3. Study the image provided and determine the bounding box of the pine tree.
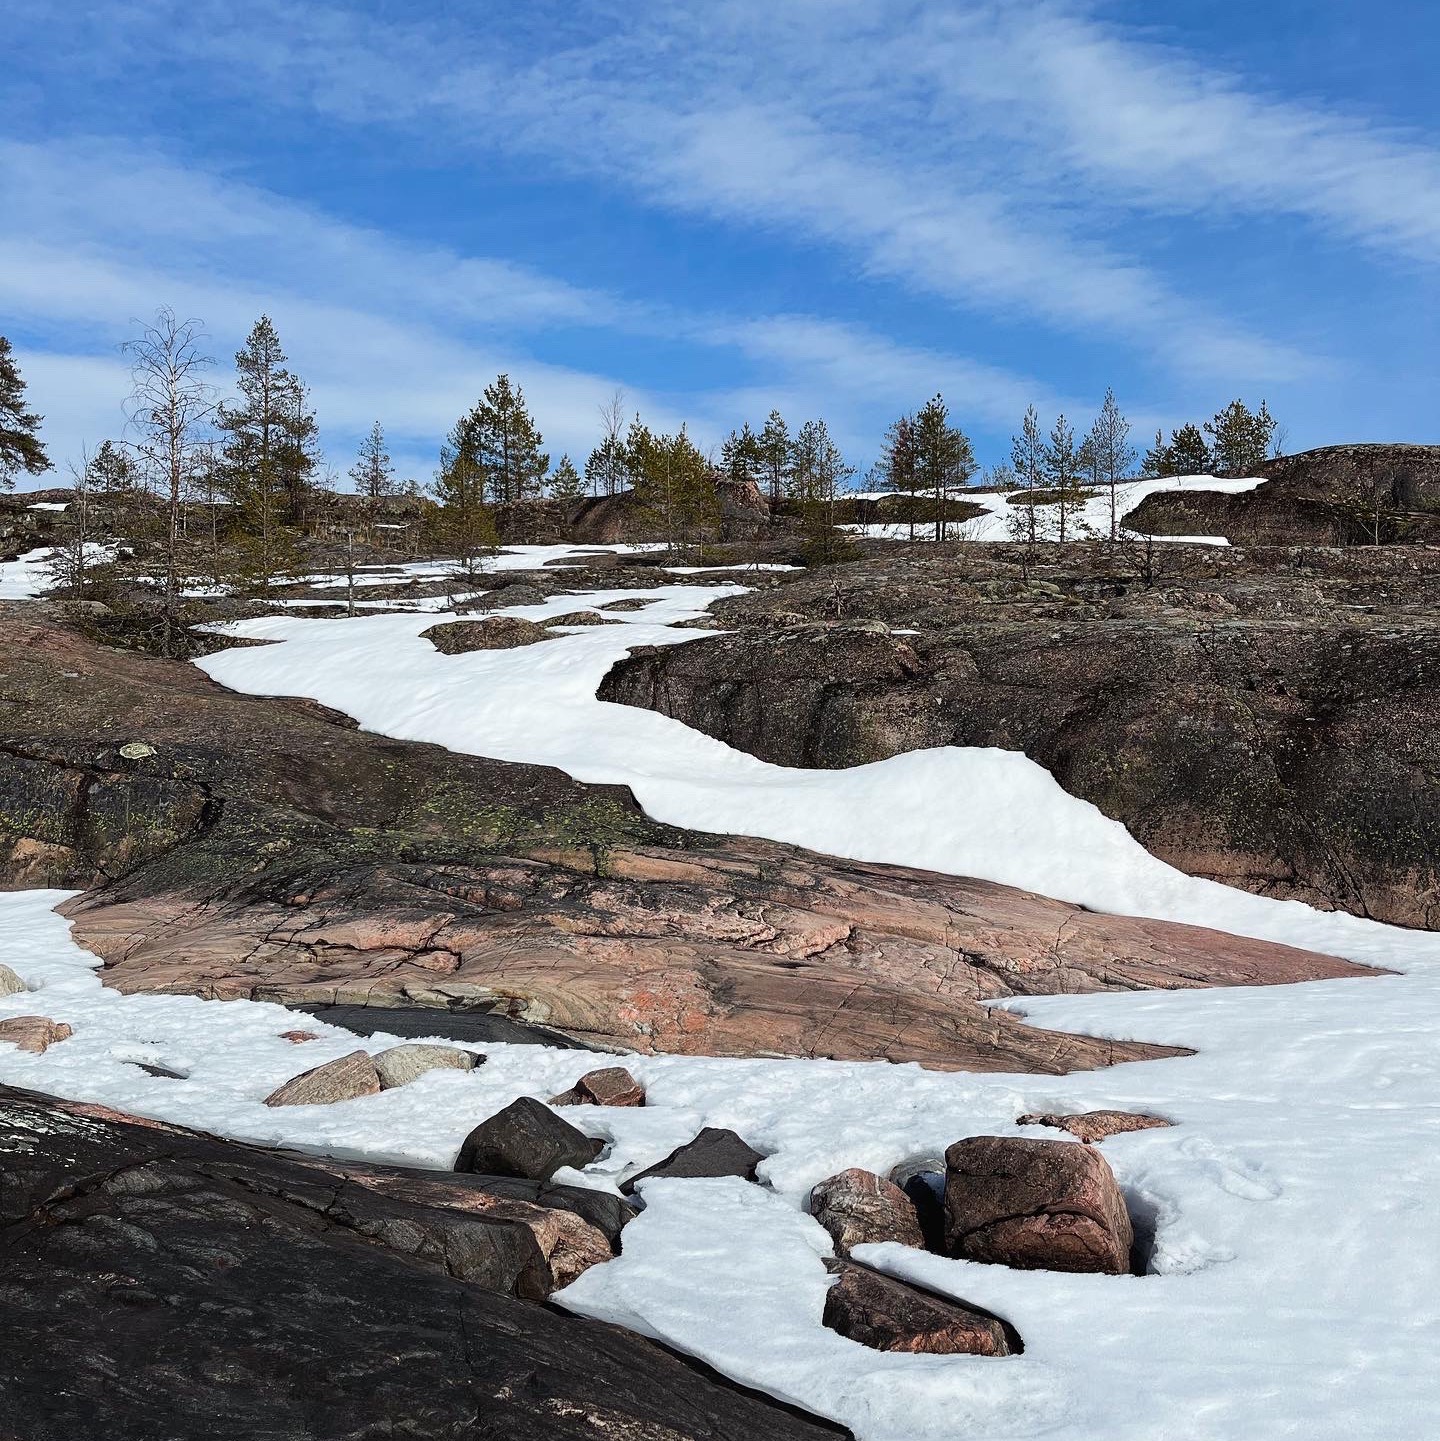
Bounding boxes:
[432,423,498,578]
[0,336,51,491]
[720,423,764,490]
[1204,400,1277,475]
[548,454,586,504]
[1083,388,1137,540]
[1168,423,1212,475]
[791,418,856,565]
[87,439,139,497]
[630,423,718,553]
[452,374,549,507]
[1043,413,1088,542]
[876,414,920,540]
[349,421,394,503]
[1141,428,1173,477]
[913,394,977,541]
[1008,404,1048,545]
[217,317,310,592]
[757,410,792,506]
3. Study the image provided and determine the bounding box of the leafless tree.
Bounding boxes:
[124,308,216,654]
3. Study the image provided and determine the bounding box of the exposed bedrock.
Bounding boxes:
[598,545,1440,929]
[1,607,1372,1073]
[0,1086,847,1441]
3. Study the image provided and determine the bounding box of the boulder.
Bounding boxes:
[1018,1110,1172,1143]
[943,1136,1134,1274]
[809,1168,924,1256]
[0,1085,843,1440]
[455,1097,604,1181]
[263,1049,382,1107]
[546,610,614,627]
[622,1127,764,1195]
[551,1065,645,1108]
[374,1042,481,1089]
[0,1017,73,1054]
[822,1262,1015,1357]
[0,962,25,998]
[421,617,551,653]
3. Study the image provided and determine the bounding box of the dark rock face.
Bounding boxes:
[421,616,551,651]
[809,1169,925,1255]
[0,1086,844,1441]
[1130,444,1440,546]
[598,545,1440,928]
[623,1127,765,1194]
[943,1135,1135,1275]
[822,1262,1014,1357]
[456,1096,605,1180]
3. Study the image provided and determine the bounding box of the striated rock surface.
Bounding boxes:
[810,1169,925,1256]
[823,1262,1014,1357]
[944,1135,1135,1274]
[1018,1110,1172,1143]
[263,1049,381,1106]
[0,1085,843,1441]
[599,544,1440,928]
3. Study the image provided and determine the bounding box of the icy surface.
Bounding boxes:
[0,547,59,599]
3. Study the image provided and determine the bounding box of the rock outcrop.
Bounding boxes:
[0,1085,844,1441]
[421,616,551,651]
[599,544,1440,928]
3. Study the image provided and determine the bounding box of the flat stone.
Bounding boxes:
[0,963,25,998]
[944,1135,1134,1274]
[0,1016,73,1054]
[622,1127,763,1195]
[374,1042,481,1090]
[810,1168,924,1256]
[278,1029,320,1043]
[822,1262,1015,1356]
[455,1097,604,1181]
[551,1066,645,1108]
[263,1049,382,1107]
[1017,1110,1172,1143]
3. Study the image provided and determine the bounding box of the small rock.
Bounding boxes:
[118,741,156,760]
[134,1061,187,1080]
[0,963,26,998]
[551,1066,645,1108]
[810,1168,925,1256]
[621,1127,763,1195]
[944,1136,1134,1274]
[1018,1110,1172,1143]
[278,1030,320,1044]
[374,1042,481,1090]
[546,610,613,627]
[0,1016,74,1054]
[421,617,551,653]
[455,1097,604,1181]
[263,1050,382,1107]
[822,1262,1015,1356]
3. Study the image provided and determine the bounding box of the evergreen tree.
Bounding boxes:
[86,439,139,497]
[451,374,549,507]
[1141,428,1173,477]
[217,317,310,591]
[1083,388,1137,540]
[720,422,764,490]
[432,422,498,578]
[1008,404,1048,546]
[791,418,856,565]
[1043,412,1088,542]
[0,335,51,491]
[349,420,394,503]
[630,422,718,553]
[757,410,792,506]
[1168,423,1212,475]
[913,394,977,541]
[584,433,629,497]
[548,453,586,504]
[1204,400,1277,475]
[876,414,920,540]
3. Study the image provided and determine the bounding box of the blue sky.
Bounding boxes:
[5,0,1440,487]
